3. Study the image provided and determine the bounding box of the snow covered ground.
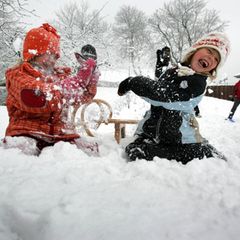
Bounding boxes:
[0,87,240,240]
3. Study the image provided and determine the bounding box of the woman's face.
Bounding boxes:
[190,48,220,74]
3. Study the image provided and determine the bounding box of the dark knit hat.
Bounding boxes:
[81,44,97,60]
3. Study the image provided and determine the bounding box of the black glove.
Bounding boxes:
[162,47,171,65]
[155,46,171,79]
[117,77,133,96]
[156,46,171,66]
[156,49,162,62]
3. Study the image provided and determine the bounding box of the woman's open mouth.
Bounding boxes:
[199,59,209,68]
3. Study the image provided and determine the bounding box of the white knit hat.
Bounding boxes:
[182,32,230,78]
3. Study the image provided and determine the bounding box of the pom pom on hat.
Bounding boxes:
[23,23,60,61]
[182,32,230,78]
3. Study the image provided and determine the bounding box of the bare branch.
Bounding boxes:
[149,0,228,63]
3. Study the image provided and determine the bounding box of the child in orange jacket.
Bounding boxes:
[3,23,99,155]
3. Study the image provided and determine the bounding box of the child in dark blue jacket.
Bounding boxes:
[118,33,230,164]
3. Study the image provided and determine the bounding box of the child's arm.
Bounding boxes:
[61,58,96,90]
[60,58,97,104]
[118,72,207,103]
[75,68,100,104]
[6,66,62,114]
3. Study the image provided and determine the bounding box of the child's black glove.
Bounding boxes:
[117,77,133,96]
[156,49,162,62]
[156,46,171,66]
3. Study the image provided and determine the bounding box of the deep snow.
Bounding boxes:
[0,85,240,240]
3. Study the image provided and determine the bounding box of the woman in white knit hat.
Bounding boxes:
[117,32,230,163]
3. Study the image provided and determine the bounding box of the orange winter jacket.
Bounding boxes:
[5,61,92,142]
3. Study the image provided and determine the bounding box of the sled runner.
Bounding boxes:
[72,99,139,143]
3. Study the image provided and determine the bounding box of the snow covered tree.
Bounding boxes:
[54,1,111,70]
[0,0,32,84]
[113,5,150,75]
[149,0,228,63]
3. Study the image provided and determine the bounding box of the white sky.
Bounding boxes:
[24,0,240,83]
